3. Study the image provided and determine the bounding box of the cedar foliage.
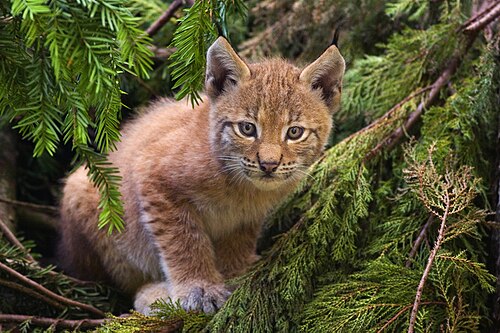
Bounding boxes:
[1,0,499,332]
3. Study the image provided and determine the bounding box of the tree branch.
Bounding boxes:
[0,279,65,310]
[0,197,58,215]
[462,1,500,33]
[0,127,17,231]
[377,301,444,333]
[0,217,35,262]
[405,215,435,268]
[0,262,105,317]
[0,314,108,330]
[361,86,432,162]
[363,3,500,162]
[146,0,194,37]
[407,191,450,333]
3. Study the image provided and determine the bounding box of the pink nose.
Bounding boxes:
[259,161,279,174]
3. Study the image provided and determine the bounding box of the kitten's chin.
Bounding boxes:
[249,175,301,192]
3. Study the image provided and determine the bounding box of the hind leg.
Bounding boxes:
[58,167,110,281]
[59,167,151,293]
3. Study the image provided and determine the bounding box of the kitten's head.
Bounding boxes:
[206,37,345,191]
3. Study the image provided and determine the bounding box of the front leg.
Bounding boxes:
[214,223,262,279]
[139,200,230,313]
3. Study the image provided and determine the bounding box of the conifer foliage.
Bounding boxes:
[0,0,154,232]
[0,0,499,332]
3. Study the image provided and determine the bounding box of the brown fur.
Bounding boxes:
[58,37,345,313]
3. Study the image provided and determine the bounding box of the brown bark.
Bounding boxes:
[491,64,500,333]
[0,126,17,231]
[146,0,194,37]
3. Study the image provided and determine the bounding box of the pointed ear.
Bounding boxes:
[300,45,345,112]
[205,37,251,99]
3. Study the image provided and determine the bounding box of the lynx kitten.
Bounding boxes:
[58,37,345,314]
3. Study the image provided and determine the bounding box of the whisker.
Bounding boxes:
[294,168,317,180]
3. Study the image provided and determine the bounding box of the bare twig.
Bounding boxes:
[405,215,435,268]
[146,0,194,37]
[407,193,450,333]
[149,45,176,59]
[0,262,105,317]
[0,197,58,214]
[377,301,444,333]
[0,279,65,310]
[0,217,35,262]
[0,314,108,330]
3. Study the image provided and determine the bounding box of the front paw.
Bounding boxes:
[177,283,231,313]
[134,282,170,315]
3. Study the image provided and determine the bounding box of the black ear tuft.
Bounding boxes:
[215,21,224,38]
[331,18,345,47]
[331,29,340,47]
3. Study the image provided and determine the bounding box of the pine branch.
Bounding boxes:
[146,0,194,37]
[0,262,105,317]
[0,314,107,330]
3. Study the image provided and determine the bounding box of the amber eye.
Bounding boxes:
[238,122,257,137]
[287,126,305,140]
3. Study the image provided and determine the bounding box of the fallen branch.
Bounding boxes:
[0,262,105,317]
[0,314,108,330]
[146,0,194,37]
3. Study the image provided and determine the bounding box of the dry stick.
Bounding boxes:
[0,279,65,310]
[407,193,450,333]
[0,262,105,317]
[0,217,35,262]
[146,0,194,37]
[405,215,435,268]
[0,197,58,214]
[0,314,107,330]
